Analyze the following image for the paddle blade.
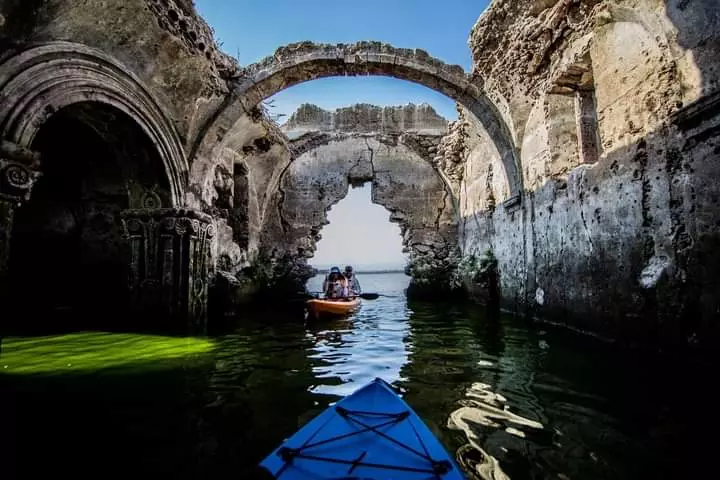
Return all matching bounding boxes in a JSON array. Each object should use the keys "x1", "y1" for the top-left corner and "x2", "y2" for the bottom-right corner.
[{"x1": 359, "y1": 293, "x2": 380, "y2": 300}]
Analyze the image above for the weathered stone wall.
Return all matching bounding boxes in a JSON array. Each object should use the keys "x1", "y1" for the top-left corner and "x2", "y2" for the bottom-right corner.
[
  {"x1": 460, "y1": 0, "x2": 720, "y2": 347},
  {"x1": 0, "y1": 0, "x2": 241, "y2": 155},
  {"x1": 284, "y1": 103, "x2": 449, "y2": 137},
  {"x1": 210, "y1": 103, "x2": 459, "y2": 307},
  {"x1": 188, "y1": 111, "x2": 292, "y2": 274}
]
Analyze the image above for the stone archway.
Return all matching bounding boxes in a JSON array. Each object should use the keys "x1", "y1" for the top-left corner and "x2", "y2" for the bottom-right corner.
[
  {"x1": 0, "y1": 42, "x2": 212, "y2": 330},
  {"x1": 197, "y1": 42, "x2": 523, "y2": 199},
  {"x1": 5, "y1": 102, "x2": 173, "y2": 328},
  {"x1": 261, "y1": 134, "x2": 457, "y2": 269},
  {"x1": 0, "y1": 42, "x2": 188, "y2": 204}
]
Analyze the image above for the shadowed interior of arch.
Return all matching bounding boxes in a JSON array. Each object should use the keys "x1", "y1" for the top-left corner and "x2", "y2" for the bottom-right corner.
[
  {"x1": 6, "y1": 102, "x2": 172, "y2": 334},
  {"x1": 310, "y1": 183, "x2": 408, "y2": 273}
]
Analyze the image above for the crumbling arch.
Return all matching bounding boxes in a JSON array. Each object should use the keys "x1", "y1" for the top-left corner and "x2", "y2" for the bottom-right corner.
[
  {"x1": 0, "y1": 42, "x2": 188, "y2": 206},
  {"x1": 262, "y1": 135, "x2": 457, "y2": 262},
  {"x1": 288, "y1": 131, "x2": 459, "y2": 209},
  {"x1": 203, "y1": 42, "x2": 523, "y2": 198}
]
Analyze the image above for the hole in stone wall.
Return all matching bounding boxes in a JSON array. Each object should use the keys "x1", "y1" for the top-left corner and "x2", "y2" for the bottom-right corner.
[
  {"x1": 7, "y1": 102, "x2": 171, "y2": 333},
  {"x1": 548, "y1": 54, "x2": 602, "y2": 169},
  {"x1": 574, "y1": 56, "x2": 602, "y2": 165},
  {"x1": 309, "y1": 183, "x2": 407, "y2": 274},
  {"x1": 230, "y1": 163, "x2": 250, "y2": 249},
  {"x1": 576, "y1": 88, "x2": 603, "y2": 164}
]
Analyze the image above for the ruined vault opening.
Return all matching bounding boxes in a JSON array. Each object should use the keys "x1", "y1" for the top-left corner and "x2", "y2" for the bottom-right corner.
[
  {"x1": 264, "y1": 133, "x2": 458, "y2": 292},
  {"x1": 310, "y1": 182, "x2": 408, "y2": 273},
  {"x1": 7, "y1": 102, "x2": 172, "y2": 330}
]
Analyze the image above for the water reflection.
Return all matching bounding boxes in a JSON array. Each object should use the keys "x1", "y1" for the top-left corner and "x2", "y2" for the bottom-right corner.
[
  {"x1": 449, "y1": 381, "x2": 544, "y2": 480},
  {"x1": 1, "y1": 273, "x2": 711, "y2": 479},
  {"x1": 192, "y1": 321, "x2": 319, "y2": 478},
  {"x1": 399, "y1": 300, "x2": 708, "y2": 480},
  {"x1": 305, "y1": 272, "x2": 412, "y2": 396}
]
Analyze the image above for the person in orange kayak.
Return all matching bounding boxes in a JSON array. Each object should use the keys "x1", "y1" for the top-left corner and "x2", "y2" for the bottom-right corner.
[
  {"x1": 344, "y1": 265, "x2": 362, "y2": 296},
  {"x1": 323, "y1": 266, "x2": 348, "y2": 299}
]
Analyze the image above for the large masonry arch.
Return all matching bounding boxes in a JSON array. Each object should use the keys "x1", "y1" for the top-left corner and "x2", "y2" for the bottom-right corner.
[
  {"x1": 202, "y1": 42, "x2": 523, "y2": 198},
  {"x1": 0, "y1": 42, "x2": 208, "y2": 328}
]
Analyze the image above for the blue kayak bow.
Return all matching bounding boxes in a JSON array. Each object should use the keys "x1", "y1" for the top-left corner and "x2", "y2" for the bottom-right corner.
[{"x1": 259, "y1": 377, "x2": 464, "y2": 479}]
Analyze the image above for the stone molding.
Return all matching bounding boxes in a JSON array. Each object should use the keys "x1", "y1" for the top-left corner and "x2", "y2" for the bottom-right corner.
[
  {"x1": 0, "y1": 140, "x2": 42, "y2": 278},
  {"x1": 121, "y1": 208, "x2": 216, "y2": 327},
  {"x1": 0, "y1": 41, "x2": 188, "y2": 206}
]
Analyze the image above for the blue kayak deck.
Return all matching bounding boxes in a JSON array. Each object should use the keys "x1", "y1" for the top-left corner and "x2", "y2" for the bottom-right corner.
[{"x1": 260, "y1": 378, "x2": 464, "y2": 479}]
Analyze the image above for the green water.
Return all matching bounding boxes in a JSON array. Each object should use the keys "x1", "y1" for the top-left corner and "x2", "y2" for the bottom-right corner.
[{"x1": 0, "y1": 273, "x2": 712, "y2": 479}]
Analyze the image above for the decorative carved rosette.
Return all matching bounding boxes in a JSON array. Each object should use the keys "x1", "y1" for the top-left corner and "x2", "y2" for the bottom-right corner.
[
  {"x1": 0, "y1": 141, "x2": 42, "y2": 204},
  {"x1": 141, "y1": 190, "x2": 162, "y2": 210}
]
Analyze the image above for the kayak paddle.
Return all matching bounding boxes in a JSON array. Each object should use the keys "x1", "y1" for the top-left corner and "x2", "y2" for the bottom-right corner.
[
  {"x1": 357, "y1": 292, "x2": 380, "y2": 300},
  {"x1": 305, "y1": 292, "x2": 395, "y2": 300}
]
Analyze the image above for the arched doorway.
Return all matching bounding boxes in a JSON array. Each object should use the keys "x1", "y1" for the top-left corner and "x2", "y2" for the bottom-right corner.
[{"x1": 7, "y1": 102, "x2": 172, "y2": 331}]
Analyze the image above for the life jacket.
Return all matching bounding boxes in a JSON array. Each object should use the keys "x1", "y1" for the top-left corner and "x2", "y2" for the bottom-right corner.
[{"x1": 327, "y1": 277, "x2": 348, "y2": 298}]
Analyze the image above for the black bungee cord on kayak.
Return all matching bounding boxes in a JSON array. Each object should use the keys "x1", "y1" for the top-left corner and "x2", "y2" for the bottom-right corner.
[{"x1": 274, "y1": 406, "x2": 454, "y2": 479}]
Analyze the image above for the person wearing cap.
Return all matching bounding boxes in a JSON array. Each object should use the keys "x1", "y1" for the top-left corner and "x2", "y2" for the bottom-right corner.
[
  {"x1": 322, "y1": 266, "x2": 348, "y2": 299},
  {"x1": 344, "y1": 265, "x2": 361, "y2": 296}
]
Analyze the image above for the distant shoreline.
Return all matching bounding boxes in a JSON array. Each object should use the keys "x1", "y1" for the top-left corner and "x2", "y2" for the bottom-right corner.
[{"x1": 314, "y1": 269, "x2": 407, "y2": 275}]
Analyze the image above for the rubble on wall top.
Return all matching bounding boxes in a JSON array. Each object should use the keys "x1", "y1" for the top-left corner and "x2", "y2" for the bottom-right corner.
[{"x1": 243, "y1": 41, "x2": 468, "y2": 79}]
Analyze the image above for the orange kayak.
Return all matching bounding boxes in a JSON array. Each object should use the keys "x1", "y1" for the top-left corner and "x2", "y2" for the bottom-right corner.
[{"x1": 307, "y1": 297, "x2": 361, "y2": 320}]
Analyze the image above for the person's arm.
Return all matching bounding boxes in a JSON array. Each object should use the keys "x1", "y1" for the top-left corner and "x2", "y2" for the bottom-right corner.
[{"x1": 355, "y1": 277, "x2": 361, "y2": 294}]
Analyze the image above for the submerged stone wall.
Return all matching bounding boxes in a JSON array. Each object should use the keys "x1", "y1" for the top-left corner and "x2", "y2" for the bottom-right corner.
[{"x1": 459, "y1": 0, "x2": 720, "y2": 347}]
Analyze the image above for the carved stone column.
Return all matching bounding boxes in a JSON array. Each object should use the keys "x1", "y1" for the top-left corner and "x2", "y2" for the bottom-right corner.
[
  {"x1": 121, "y1": 208, "x2": 216, "y2": 330},
  {"x1": 0, "y1": 141, "x2": 41, "y2": 296}
]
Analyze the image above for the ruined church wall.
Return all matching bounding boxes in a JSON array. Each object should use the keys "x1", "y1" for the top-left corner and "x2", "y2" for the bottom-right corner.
[
  {"x1": 460, "y1": 0, "x2": 720, "y2": 345},
  {"x1": 283, "y1": 103, "x2": 449, "y2": 137},
  {"x1": 0, "y1": 0, "x2": 238, "y2": 157},
  {"x1": 459, "y1": 110, "x2": 511, "y2": 252}
]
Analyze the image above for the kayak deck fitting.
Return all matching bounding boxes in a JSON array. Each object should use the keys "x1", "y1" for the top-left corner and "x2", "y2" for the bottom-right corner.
[{"x1": 260, "y1": 378, "x2": 464, "y2": 479}]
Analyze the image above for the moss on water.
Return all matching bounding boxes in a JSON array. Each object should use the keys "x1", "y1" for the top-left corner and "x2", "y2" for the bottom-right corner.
[{"x1": 0, "y1": 332, "x2": 214, "y2": 375}]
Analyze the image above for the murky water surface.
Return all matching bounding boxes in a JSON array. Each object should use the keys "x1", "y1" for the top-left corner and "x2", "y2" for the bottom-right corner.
[{"x1": 1, "y1": 273, "x2": 710, "y2": 479}]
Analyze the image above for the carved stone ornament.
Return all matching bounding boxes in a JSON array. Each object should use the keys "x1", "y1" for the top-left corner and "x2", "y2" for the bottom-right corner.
[
  {"x1": 120, "y1": 207, "x2": 216, "y2": 327},
  {"x1": 0, "y1": 141, "x2": 42, "y2": 203}
]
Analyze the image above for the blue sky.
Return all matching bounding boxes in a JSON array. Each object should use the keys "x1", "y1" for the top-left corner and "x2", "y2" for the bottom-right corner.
[
  {"x1": 194, "y1": 0, "x2": 490, "y2": 121},
  {"x1": 194, "y1": 0, "x2": 490, "y2": 269}
]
